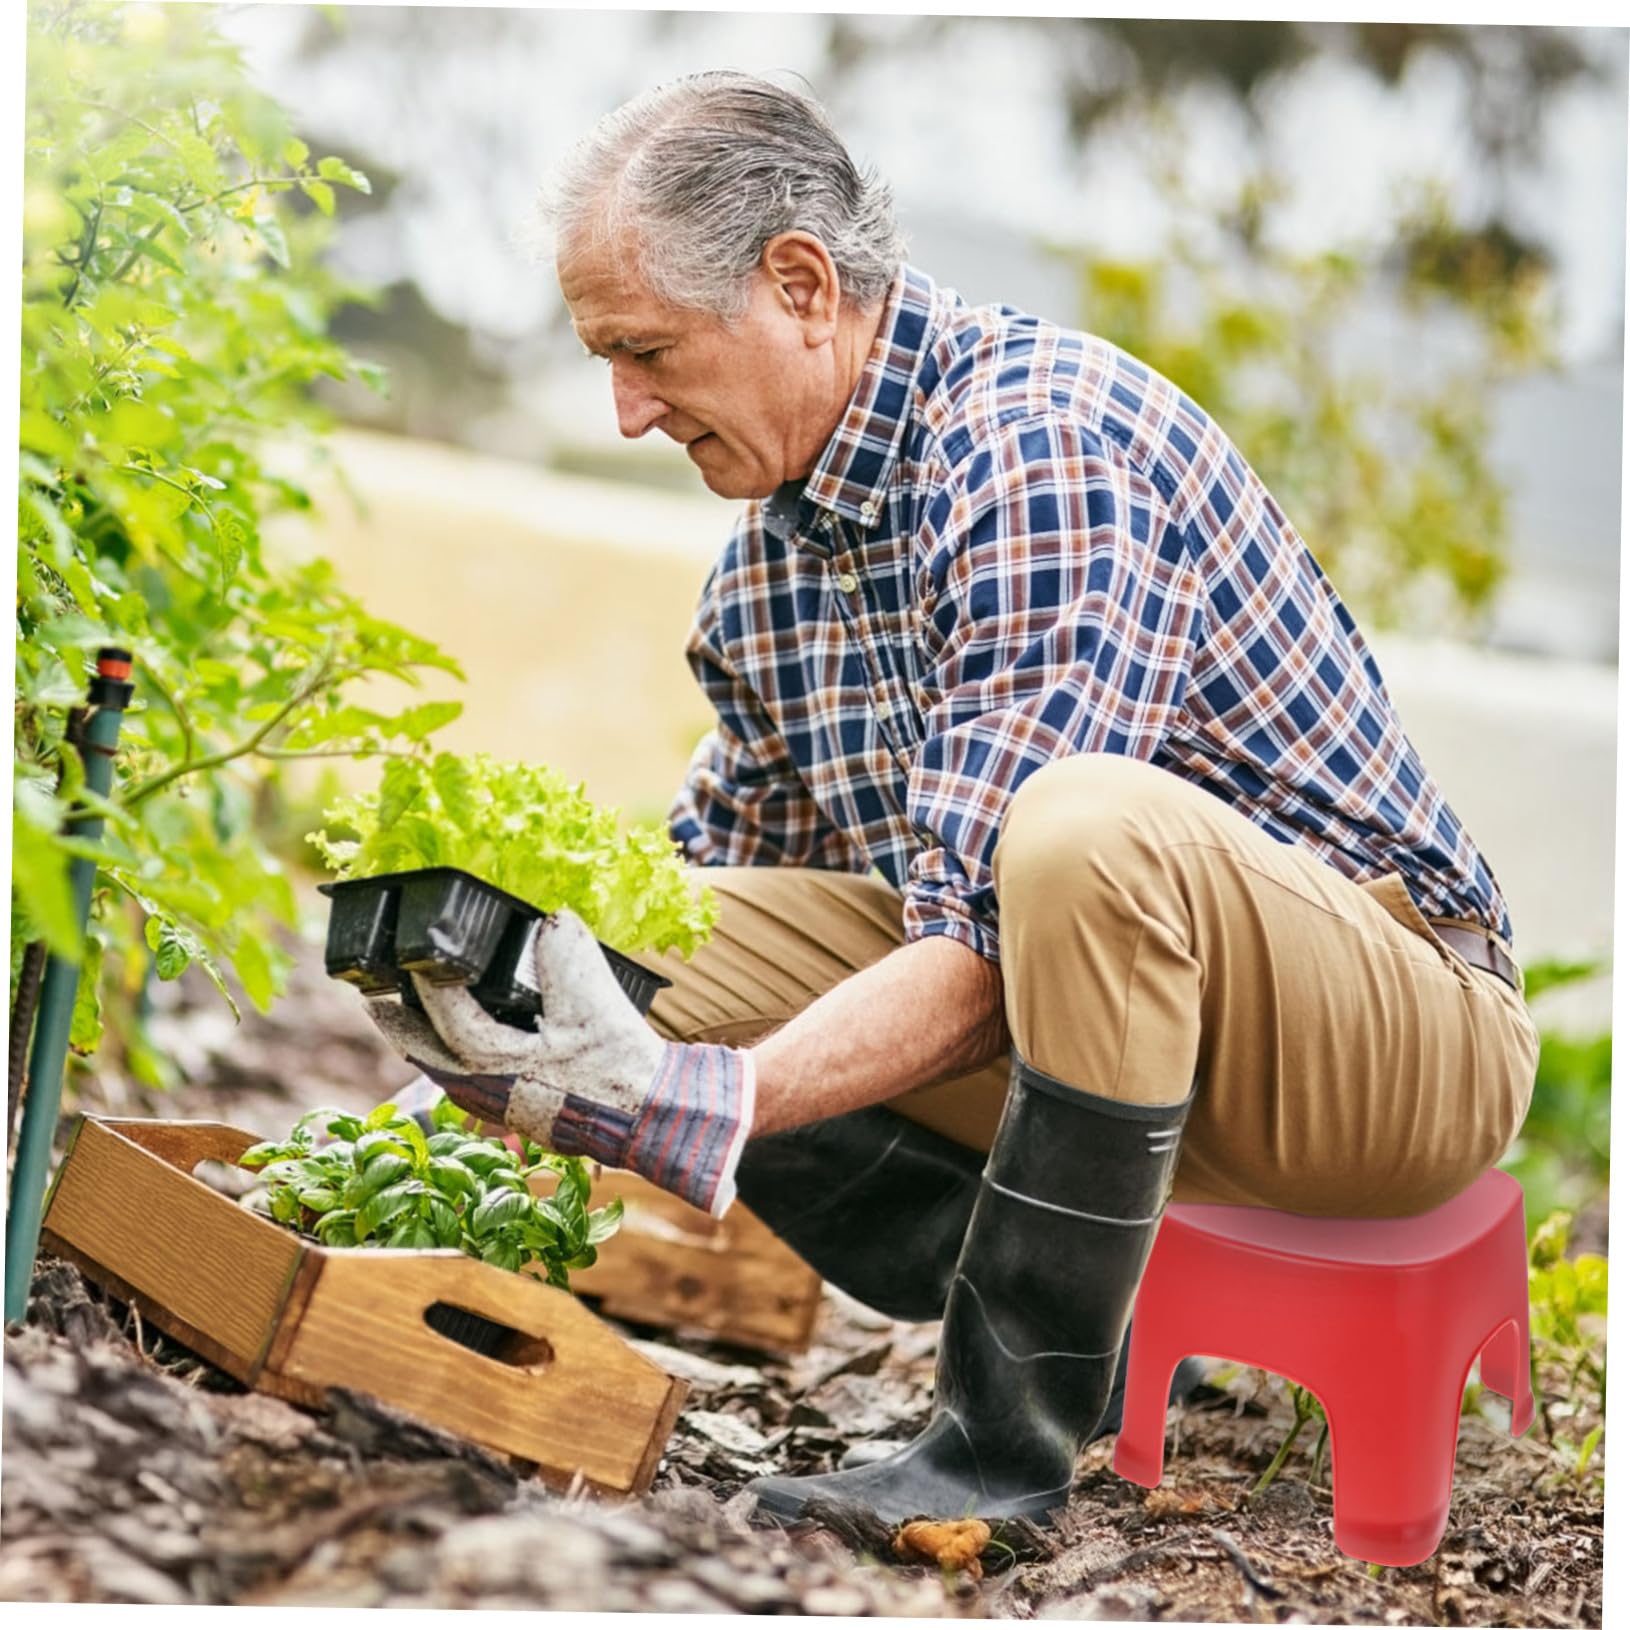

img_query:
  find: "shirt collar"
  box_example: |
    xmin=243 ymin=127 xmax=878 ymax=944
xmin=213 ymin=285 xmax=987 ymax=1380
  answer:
xmin=798 ymin=264 xmax=940 ymax=532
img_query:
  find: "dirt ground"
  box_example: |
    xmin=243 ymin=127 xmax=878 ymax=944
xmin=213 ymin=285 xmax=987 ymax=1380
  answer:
xmin=1 ymin=932 xmax=1607 ymax=1624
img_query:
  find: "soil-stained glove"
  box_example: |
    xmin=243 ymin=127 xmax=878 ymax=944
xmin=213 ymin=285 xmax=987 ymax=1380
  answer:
xmin=365 ymin=908 xmax=754 ymax=1218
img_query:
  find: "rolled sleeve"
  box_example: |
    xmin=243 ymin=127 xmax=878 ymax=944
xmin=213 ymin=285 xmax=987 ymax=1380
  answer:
xmin=901 ymin=416 xmax=1201 ymax=960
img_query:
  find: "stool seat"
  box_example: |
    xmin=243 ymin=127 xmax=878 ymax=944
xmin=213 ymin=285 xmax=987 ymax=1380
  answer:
xmin=1113 ymin=1167 xmax=1533 ymax=1568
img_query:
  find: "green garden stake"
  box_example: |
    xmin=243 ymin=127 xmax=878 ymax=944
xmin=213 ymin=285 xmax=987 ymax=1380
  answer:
xmin=4 ymin=648 xmax=134 ymax=1325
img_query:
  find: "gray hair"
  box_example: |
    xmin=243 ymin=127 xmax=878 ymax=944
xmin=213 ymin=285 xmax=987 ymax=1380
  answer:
xmin=544 ymin=71 xmax=907 ymax=323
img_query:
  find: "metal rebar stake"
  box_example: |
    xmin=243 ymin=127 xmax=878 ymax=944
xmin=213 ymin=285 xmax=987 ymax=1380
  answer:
xmin=4 ymin=648 xmax=134 ymax=1325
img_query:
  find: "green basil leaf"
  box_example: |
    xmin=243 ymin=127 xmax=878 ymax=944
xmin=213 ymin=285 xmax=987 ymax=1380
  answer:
xmin=355 ymin=1180 xmax=429 ymax=1241
xmin=585 ymin=1196 xmax=624 ymax=1247
xmin=469 ymin=1187 xmax=531 ymax=1240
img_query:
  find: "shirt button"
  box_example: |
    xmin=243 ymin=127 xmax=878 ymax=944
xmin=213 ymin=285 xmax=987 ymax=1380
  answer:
xmin=859 ymin=500 xmax=879 ymax=524
xmin=836 ymin=571 xmax=859 ymax=593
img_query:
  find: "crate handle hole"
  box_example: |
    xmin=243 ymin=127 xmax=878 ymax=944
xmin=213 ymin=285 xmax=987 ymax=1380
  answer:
xmin=423 ymin=1301 xmax=555 ymax=1371
xmin=190 ymin=1158 xmax=260 ymax=1200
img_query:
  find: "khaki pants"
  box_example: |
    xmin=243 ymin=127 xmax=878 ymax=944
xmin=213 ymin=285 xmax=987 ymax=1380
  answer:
xmin=646 ymin=755 xmax=1540 ymax=1219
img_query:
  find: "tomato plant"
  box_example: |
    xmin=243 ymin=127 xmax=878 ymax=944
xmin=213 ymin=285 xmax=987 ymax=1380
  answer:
xmin=16 ymin=1 xmax=463 ymax=1087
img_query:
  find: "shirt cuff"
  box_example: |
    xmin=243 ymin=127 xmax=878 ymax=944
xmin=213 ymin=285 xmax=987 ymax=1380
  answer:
xmin=902 ymin=885 xmax=1003 ymax=964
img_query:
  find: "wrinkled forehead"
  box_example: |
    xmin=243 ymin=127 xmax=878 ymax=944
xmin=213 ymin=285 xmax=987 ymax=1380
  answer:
xmin=557 ymin=228 xmax=660 ymax=313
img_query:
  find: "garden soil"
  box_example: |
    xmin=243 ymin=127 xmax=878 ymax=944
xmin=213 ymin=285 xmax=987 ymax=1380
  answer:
xmin=1 ymin=929 xmax=1606 ymax=1624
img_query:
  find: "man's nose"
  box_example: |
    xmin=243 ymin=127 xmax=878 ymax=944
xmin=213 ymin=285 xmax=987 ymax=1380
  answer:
xmin=610 ymin=359 xmax=665 ymax=439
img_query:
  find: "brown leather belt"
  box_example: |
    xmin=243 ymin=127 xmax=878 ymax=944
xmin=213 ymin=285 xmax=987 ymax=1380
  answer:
xmin=1429 ymin=923 xmax=1519 ymax=991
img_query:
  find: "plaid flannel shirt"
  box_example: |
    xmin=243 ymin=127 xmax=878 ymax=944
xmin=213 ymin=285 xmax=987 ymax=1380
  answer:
xmin=668 ymin=265 xmax=1514 ymax=961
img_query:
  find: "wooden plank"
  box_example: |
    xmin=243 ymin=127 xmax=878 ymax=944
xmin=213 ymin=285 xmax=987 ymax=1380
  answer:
xmin=274 ymin=1250 xmax=687 ymax=1495
xmin=560 ymin=1170 xmax=822 ymax=1354
xmin=38 ymin=1232 xmax=258 ymax=1383
xmin=40 ymin=1118 xmax=303 ymax=1377
xmin=97 ymin=1118 xmax=261 ymax=1173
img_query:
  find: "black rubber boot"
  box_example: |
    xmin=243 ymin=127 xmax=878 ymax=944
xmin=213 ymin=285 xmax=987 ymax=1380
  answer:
xmin=734 ymin=1105 xmax=987 ymax=1322
xmin=836 ymin=1343 xmax=1210 ymax=1469
xmin=747 ymin=1059 xmax=1196 ymax=1526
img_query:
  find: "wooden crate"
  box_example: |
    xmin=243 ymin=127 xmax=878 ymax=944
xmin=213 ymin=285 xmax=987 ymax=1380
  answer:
xmin=557 ymin=1169 xmax=823 ymax=1356
xmin=39 ymin=1117 xmax=686 ymax=1496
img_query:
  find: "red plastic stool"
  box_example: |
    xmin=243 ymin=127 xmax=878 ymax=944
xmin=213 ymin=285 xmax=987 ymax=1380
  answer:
xmin=1113 ymin=1168 xmax=1533 ymax=1567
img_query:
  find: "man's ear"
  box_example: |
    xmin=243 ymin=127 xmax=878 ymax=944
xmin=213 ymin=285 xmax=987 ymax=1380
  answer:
xmin=761 ymin=232 xmax=841 ymax=346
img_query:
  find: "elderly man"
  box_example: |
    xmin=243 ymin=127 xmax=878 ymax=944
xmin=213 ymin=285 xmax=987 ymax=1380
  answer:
xmin=372 ymin=71 xmax=1540 ymax=1526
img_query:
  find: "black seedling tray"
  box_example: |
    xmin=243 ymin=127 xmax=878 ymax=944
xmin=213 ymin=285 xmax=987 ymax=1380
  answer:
xmin=318 ymin=866 xmax=671 ymax=1029
xmin=316 ymin=875 xmax=401 ymax=996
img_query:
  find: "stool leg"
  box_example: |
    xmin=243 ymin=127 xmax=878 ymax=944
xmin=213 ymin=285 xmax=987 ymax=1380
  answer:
xmin=1323 ymin=1366 xmax=1466 ymax=1568
xmin=1477 ymin=1315 xmax=1536 ymax=1438
xmin=1111 ymin=1325 xmax=1186 ymax=1488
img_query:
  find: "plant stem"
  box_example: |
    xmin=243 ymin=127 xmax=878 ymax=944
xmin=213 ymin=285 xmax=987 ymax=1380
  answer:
xmin=105 ymin=219 xmax=173 ymax=288
xmin=1251 ymin=1383 xmax=1319 ymax=1497
xmin=119 ymin=462 xmax=221 ymax=536
xmin=179 ymin=174 xmax=314 ymax=213
xmin=138 ymin=658 xmax=195 ymax=766
xmin=124 ymin=642 xmax=334 ymax=806
xmin=61 ymin=193 xmax=103 ymax=310
xmin=255 ymin=746 xmax=420 ymax=762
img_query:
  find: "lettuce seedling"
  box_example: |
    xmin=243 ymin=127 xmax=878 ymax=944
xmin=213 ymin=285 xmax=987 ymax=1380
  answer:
xmin=239 ymin=1092 xmax=623 ymax=1289
xmin=306 ymin=751 xmax=717 ymax=959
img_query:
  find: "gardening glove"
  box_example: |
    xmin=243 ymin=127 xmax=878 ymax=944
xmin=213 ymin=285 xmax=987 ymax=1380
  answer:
xmin=364 ymin=907 xmax=755 ymax=1218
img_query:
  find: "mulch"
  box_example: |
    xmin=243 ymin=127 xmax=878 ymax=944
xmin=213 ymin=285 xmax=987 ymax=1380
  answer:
xmin=0 ymin=931 xmax=1606 ymax=1622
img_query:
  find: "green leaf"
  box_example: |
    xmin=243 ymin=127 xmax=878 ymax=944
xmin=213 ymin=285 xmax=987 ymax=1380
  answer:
xmin=470 ymin=1187 xmax=531 ymax=1240
xmin=11 ymin=820 xmax=82 ymax=961
xmin=450 ymin=1140 xmax=517 ymax=1178
xmin=317 ymin=155 xmax=371 ymax=193
xmin=301 ymin=1106 xmax=362 ymax=1141
xmin=355 ymin=1180 xmax=429 ymax=1241
xmin=253 ymin=216 xmax=291 ymax=269
xmin=480 ymin=1237 xmax=523 ymax=1273
xmin=239 ymin=1139 xmax=294 ymax=1170
xmin=346 ymin=1152 xmax=412 ymax=1203
xmin=233 ymin=930 xmax=278 ymax=1012
xmin=68 ymin=932 xmax=106 ymax=1053
xmin=315 ymin=1209 xmax=359 ymax=1248
xmin=144 ymin=915 xmax=193 ymax=981
xmin=299 ymin=178 xmax=336 ymax=216
xmin=392 ymin=701 xmax=464 ymax=744
xmin=585 ymin=1195 xmax=624 ymax=1247
xmin=428 ymin=1157 xmax=478 ymax=1203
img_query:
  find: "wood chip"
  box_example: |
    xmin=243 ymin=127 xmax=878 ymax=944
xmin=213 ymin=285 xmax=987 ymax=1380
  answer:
xmin=892 ymin=1518 xmax=992 ymax=1580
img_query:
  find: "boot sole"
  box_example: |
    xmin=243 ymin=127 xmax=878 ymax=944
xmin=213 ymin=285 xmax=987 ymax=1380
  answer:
xmin=748 ymin=1475 xmax=1073 ymax=1528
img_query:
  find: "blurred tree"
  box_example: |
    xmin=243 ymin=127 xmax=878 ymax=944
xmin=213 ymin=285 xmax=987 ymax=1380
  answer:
xmin=827 ymin=18 xmax=1604 ymax=214
xmin=1042 ymin=133 xmax=1559 ymax=631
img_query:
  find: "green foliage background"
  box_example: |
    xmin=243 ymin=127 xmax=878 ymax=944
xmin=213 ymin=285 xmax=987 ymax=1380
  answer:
xmin=15 ymin=0 xmax=462 ymax=1089
xmin=1051 ymin=156 xmax=1555 ymax=635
